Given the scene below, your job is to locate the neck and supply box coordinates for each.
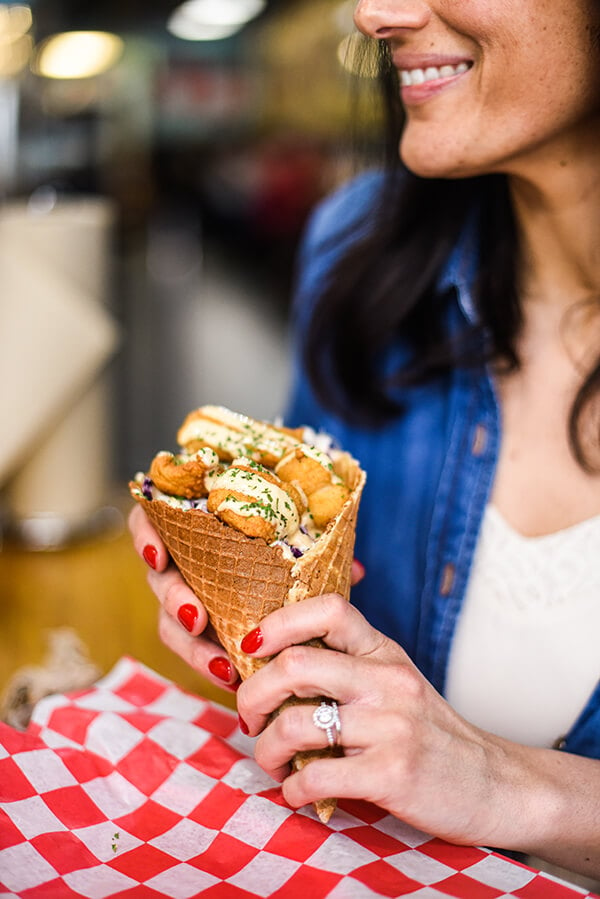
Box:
[507,128,600,310]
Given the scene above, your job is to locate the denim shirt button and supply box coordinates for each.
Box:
[553,735,567,751]
[472,424,488,456]
[440,563,456,596]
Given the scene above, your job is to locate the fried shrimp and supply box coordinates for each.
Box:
[149,447,221,499]
[276,445,340,496]
[207,458,306,542]
[276,445,349,531]
[307,483,350,530]
[136,407,358,549]
[177,405,304,467]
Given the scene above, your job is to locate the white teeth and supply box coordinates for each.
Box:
[400,61,469,87]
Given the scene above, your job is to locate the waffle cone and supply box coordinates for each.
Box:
[130,451,365,822]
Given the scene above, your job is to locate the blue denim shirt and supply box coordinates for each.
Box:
[284,171,600,760]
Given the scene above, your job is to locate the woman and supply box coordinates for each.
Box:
[129,0,600,879]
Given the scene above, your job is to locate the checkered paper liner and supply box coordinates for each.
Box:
[0,658,597,899]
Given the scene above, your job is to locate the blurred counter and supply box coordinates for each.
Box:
[0,496,235,714]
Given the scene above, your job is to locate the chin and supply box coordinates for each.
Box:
[399,135,483,181]
[401,153,477,181]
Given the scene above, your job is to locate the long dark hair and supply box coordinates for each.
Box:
[303,40,600,469]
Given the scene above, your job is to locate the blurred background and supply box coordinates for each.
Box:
[0,0,382,710]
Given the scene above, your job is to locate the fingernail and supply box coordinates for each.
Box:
[353,559,366,577]
[208,657,234,683]
[238,714,249,735]
[143,544,158,569]
[241,627,263,654]
[177,604,198,633]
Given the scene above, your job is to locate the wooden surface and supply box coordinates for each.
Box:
[0,513,236,712]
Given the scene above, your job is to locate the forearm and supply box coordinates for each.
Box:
[487,736,600,879]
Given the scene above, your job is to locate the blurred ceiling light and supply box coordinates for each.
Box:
[167,16,240,42]
[167,0,266,41]
[32,31,124,79]
[337,32,379,78]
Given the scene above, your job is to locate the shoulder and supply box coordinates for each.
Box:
[293,169,389,310]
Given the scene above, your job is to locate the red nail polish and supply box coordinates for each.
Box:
[241,627,263,654]
[177,604,198,633]
[238,715,249,735]
[208,657,234,683]
[143,544,158,569]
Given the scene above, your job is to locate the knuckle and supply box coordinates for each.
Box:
[381,711,423,776]
[318,591,349,621]
[164,579,188,613]
[395,712,419,746]
[299,758,327,794]
[253,735,268,768]
[126,505,138,533]
[157,609,172,646]
[373,744,411,795]
[146,569,160,596]
[371,741,399,776]
[277,705,305,742]
[276,645,310,679]
[128,503,147,537]
[189,640,211,673]
[235,686,249,719]
[391,663,424,701]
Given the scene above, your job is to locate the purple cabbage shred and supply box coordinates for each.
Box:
[142,477,153,501]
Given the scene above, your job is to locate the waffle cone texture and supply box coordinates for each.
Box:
[130,451,365,822]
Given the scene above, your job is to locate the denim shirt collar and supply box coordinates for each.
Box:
[437,214,480,326]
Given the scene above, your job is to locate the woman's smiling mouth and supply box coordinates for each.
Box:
[400,61,471,87]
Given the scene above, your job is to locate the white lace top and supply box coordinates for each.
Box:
[445,505,600,748]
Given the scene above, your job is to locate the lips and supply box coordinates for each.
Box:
[400,61,470,87]
[391,53,473,102]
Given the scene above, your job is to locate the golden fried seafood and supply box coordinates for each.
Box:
[276,445,341,497]
[307,483,350,531]
[207,458,305,542]
[149,447,221,499]
[133,406,358,547]
[177,404,304,467]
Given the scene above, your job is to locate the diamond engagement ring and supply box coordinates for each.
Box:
[312,700,341,747]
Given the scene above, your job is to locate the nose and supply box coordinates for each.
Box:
[354,0,431,38]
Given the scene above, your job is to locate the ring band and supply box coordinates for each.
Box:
[312,700,341,747]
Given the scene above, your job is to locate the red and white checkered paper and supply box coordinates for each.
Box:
[0,657,597,899]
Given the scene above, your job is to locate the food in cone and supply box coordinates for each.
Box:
[130,405,366,822]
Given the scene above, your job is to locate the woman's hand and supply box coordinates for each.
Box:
[128,504,239,689]
[128,505,366,692]
[236,594,600,873]
[237,594,500,845]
